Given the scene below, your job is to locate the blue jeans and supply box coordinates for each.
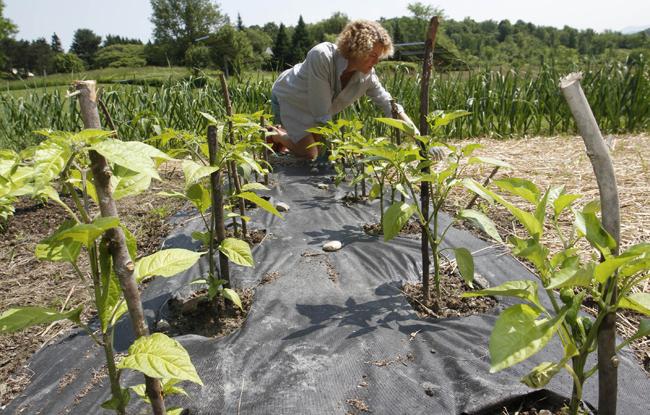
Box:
[270,93,282,126]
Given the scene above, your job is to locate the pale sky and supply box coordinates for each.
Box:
[4,0,650,50]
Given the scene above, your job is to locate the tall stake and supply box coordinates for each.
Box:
[219,73,247,238]
[418,16,440,304]
[560,73,620,415]
[208,125,230,284]
[74,80,166,415]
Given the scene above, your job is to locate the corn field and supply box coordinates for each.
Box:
[1,59,648,150]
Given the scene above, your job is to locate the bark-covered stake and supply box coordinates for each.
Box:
[560,72,620,415]
[417,16,440,304]
[75,80,166,415]
[208,125,230,284]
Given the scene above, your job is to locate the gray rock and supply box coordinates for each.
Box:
[421,382,437,397]
[310,167,319,173]
[275,202,290,212]
[322,240,342,252]
[156,319,171,332]
[317,183,329,189]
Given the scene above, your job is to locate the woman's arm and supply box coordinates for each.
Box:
[366,73,420,135]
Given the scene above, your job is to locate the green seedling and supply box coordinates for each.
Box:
[463,178,650,414]
[0,129,204,414]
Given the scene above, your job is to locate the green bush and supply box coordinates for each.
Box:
[52,52,85,73]
[184,45,212,69]
[94,44,146,68]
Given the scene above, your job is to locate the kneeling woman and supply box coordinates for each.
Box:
[268,19,416,159]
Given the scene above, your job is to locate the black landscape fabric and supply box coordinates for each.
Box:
[6,161,650,414]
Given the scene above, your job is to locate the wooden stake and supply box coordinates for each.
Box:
[208,125,230,284]
[418,16,440,304]
[560,72,620,415]
[75,80,166,415]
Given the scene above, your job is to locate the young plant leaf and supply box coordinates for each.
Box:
[553,194,581,218]
[90,140,164,180]
[218,238,254,267]
[54,216,120,248]
[35,220,82,263]
[547,263,594,289]
[186,183,211,213]
[467,156,511,168]
[375,117,416,135]
[240,182,269,192]
[382,202,417,242]
[236,192,283,219]
[182,159,219,186]
[222,288,243,310]
[100,387,130,410]
[453,247,474,287]
[594,252,640,284]
[489,304,566,372]
[574,211,617,257]
[135,249,204,283]
[463,280,542,309]
[619,293,650,315]
[0,306,82,333]
[494,178,540,204]
[458,209,503,243]
[521,361,562,388]
[117,332,203,386]
[112,166,152,200]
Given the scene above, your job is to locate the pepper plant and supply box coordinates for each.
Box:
[157,112,282,304]
[373,111,508,308]
[462,178,650,414]
[0,129,204,414]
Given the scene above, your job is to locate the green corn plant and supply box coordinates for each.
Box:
[157,111,281,305]
[462,178,650,415]
[0,129,205,414]
[372,111,508,308]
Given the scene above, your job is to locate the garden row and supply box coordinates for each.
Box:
[1,73,649,413]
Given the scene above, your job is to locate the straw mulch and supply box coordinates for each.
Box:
[445,133,650,373]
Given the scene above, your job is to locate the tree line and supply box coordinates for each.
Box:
[0,0,648,78]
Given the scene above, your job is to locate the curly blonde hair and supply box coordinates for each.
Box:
[336,20,394,60]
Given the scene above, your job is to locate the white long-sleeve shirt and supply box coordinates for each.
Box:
[271,42,403,142]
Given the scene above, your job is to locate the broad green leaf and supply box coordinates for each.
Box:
[73,129,114,144]
[191,231,211,247]
[369,183,381,200]
[553,194,581,218]
[619,293,650,315]
[117,332,203,385]
[534,188,551,226]
[55,216,120,248]
[494,178,540,204]
[375,117,416,135]
[240,182,269,192]
[113,166,152,200]
[463,280,542,309]
[547,263,594,289]
[458,209,503,243]
[91,140,162,180]
[182,159,219,186]
[594,252,639,284]
[167,408,185,415]
[33,141,71,181]
[35,220,82,263]
[382,202,417,242]
[186,183,211,213]
[218,238,253,267]
[629,319,650,342]
[236,192,283,219]
[135,249,204,283]
[508,236,549,272]
[461,143,483,156]
[98,239,124,332]
[521,361,562,388]
[454,247,474,286]
[223,288,243,310]
[0,306,82,333]
[122,225,138,260]
[574,211,617,256]
[100,388,130,410]
[489,304,566,372]
[461,178,495,204]
[467,156,511,168]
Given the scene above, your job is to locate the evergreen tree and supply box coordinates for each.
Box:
[272,23,291,69]
[70,28,102,67]
[392,21,403,60]
[51,33,63,53]
[237,13,244,31]
[290,15,311,64]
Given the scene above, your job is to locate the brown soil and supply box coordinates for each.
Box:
[402,268,497,318]
[0,163,188,407]
[159,287,254,338]
[362,220,421,237]
[225,228,267,245]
